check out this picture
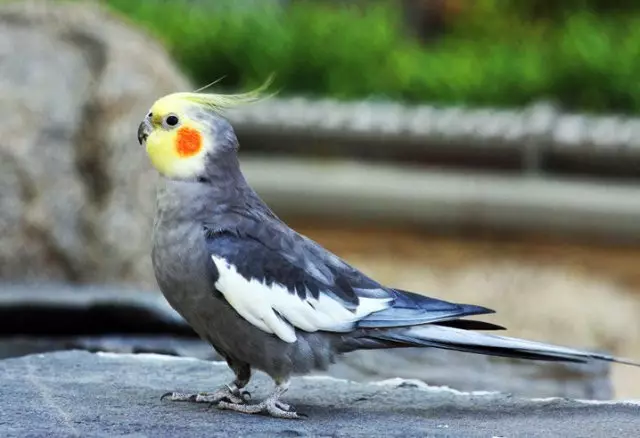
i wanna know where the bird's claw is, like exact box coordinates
[226,384,251,402]
[160,391,204,402]
[216,398,305,420]
[275,400,307,418]
[160,391,174,402]
[160,387,246,405]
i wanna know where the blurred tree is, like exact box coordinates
[292,0,463,44]
[401,0,463,43]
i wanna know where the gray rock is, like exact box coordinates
[0,283,616,400]
[0,334,612,400]
[1,351,638,438]
[329,348,613,400]
[0,1,190,287]
[0,335,214,361]
[0,282,187,333]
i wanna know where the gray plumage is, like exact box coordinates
[142,104,639,419]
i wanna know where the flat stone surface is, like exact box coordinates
[1,351,638,438]
[0,283,617,400]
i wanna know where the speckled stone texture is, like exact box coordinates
[1,351,639,438]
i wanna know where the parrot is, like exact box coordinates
[137,84,640,419]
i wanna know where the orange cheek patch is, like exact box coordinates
[175,126,203,157]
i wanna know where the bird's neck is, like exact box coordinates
[154,153,268,224]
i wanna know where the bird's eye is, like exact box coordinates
[164,114,180,127]
[147,112,153,118]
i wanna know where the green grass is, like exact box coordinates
[103,0,640,114]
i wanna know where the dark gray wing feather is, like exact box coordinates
[204,217,496,334]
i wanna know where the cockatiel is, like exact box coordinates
[138,85,639,419]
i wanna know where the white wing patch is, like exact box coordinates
[211,255,391,343]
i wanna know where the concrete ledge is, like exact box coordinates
[241,156,640,242]
[227,98,640,176]
[2,351,638,437]
[0,283,614,400]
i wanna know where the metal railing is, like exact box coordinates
[228,98,640,177]
[224,97,640,241]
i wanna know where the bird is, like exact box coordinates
[138,84,640,419]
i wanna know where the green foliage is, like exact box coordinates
[506,0,640,21]
[550,14,640,113]
[103,0,640,114]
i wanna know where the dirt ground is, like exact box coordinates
[290,219,640,399]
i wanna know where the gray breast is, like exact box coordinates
[150,191,342,378]
[152,220,213,322]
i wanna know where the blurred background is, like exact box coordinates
[2,0,640,401]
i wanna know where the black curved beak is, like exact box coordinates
[137,120,150,145]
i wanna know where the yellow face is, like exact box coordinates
[139,95,210,179]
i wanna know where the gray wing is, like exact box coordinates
[205,217,495,343]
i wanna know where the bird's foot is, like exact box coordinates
[217,398,305,420]
[161,384,251,405]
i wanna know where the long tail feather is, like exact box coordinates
[370,324,640,366]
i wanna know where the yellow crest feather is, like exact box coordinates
[173,75,276,113]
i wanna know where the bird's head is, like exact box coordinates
[138,80,271,181]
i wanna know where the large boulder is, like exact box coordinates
[0,1,190,287]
